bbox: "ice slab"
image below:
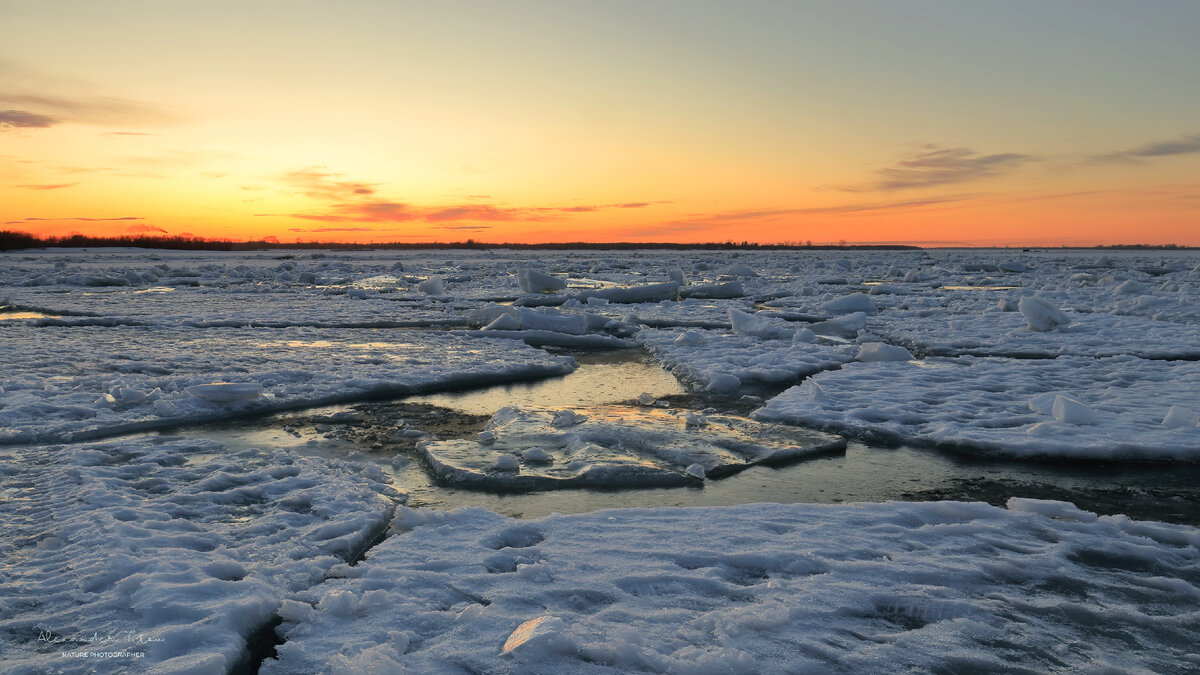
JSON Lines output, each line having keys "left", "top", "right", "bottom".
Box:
{"left": 267, "top": 500, "right": 1200, "bottom": 674}
{"left": 0, "top": 436, "right": 397, "bottom": 673}
{"left": 756, "top": 355, "right": 1200, "bottom": 459}
{"left": 0, "top": 326, "right": 575, "bottom": 443}
{"left": 420, "top": 405, "right": 845, "bottom": 490}
{"left": 637, "top": 327, "right": 855, "bottom": 392}
{"left": 869, "top": 308, "right": 1200, "bottom": 359}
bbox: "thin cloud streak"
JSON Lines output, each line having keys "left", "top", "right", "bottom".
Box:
{"left": 1091, "top": 133, "right": 1200, "bottom": 163}
{"left": 0, "top": 109, "right": 58, "bottom": 128}
{"left": 15, "top": 183, "right": 77, "bottom": 190}
{"left": 0, "top": 92, "right": 175, "bottom": 126}
{"left": 870, "top": 146, "right": 1031, "bottom": 191}
{"left": 284, "top": 199, "right": 664, "bottom": 224}
{"left": 6, "top": 216, "right": 144, "bottom": 223}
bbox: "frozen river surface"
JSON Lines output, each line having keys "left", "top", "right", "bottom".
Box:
{"left": 2, "top": 247, "right": 1198, "bottom": 673}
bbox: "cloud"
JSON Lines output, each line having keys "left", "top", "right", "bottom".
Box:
{"left": 651, "top": 194, "right": 981, "bottom": 235}
{"left": 125, "top": 223, "right": 167, "bottom": 233}
{"left": 278, "top": 166, "right": 665, "bottom": 226}
{"left": 0, "top": 93, "right": 175, "bottom": 127}
{"left": 15, "top": 182, "right": 77, "bottom": 190}
{"left": 433, "top": 225, "right": 493, "bottom": 231}
{"left": 288, "top": 198, "right": 665, "bottom": 225}
{"left": 1092, "top": 133, "right": 1200, "bottom": 163}
{"left": 865, "top": 146, "right": 1031, "bottom": 191}
{"left": 9, "top": 216, "right": 144, "bottom": 222}
{"left": 286, "top": 227, "right": 379, "bottom": 233}
{"left": 0, "top": 109, "right": 58, "bottom": 128}
{"left": 280, "top": 166, "right": 377, "bottom": 200}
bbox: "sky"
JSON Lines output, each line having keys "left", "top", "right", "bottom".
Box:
{"left": 2, "top": 1, "right": 1198, "bottom": 246}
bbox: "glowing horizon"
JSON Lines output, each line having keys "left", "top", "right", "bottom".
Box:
{"left": 3, "top": 1, "right": 1198, "bottom": 247}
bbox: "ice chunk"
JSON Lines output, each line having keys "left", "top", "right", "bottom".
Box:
{"left": 552, "top": 410, "right": 588, "bottom": 427}
{"left": 1051, "top": 395, "right": 1097, "bottom": 425}
{"left": 501, "top": 616, "right": 571, "bottom": 656}
{"left": 1018, "top": 296, "right": 1069, "bottom": 331}
{"left": 482, "top": 313, "right": 522, "bottom": 331}
{"left": 674, "top": 330, "right": 705, "bottom": 346}
{"left": 809, "top": 311, "right": 868, "bottom": 337}
{"left": 1116, "top": 279, "right": 1151, "bottom": 295}
{"left": 680, "top": 280, "right": 745, "bottom": 299}
{"left": 185, "top": 382, "right": 263, "bottom": 402}
{"left": 728, "top": 308, "right": 789, "bottom": 339}
{"left": 574, "top": 282, "right": 679, "bottom": 304}
{"left": 417, "top": 275, "right": 445, "bottom": 295}
{"left": 667, "top": 268, "right": 687, "bottom": 285}
{"left": 856, "top": 342, "right": 914, "bottom": 362}
{"left": 420, "top": 405, "right": 844, "bottom": 490}
{"left": 791, "top": 326, "right": 817, "bottom": 344}
{"left": 1006, "top": 498, "right": 1098, "bottom": 523}
{"left": 706, "top": 373, "right": 742, "bottom": 392}
{"left": 517, "top": 269, "right": 567, "bottom": 293}
{"left": 727, "top": 263, "right": 758, "bottom": 277}
{"left": 821, "top": 293, "right": 876, "bottom": 315}
{"left": 1162, "top": 405, "right": 1199, "bottom": 429}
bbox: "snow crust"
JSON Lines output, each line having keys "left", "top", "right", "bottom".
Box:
{"left": 0, "top": 326, "right": 574, "bottom": 443}
{"left": 637, "top": 328, "right": 855, "bottom": 392}
{"left": 421, "top": 405, "right": 844, "bottom": 489}
{"left": 756, "top": 356, "right": 1200, "bottom": 458}
{"left": 4, "top": 247, "right": 1200, "bottom": 672}
{"left": 267, "top": 500, "right": 1200, "bottom": 674}
{"left": 0, "top": 436, "right": 398, "bottom": 674}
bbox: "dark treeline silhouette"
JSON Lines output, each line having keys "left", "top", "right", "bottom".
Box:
{"left": 0, "top": 231, "right": 922, "bottom": 252}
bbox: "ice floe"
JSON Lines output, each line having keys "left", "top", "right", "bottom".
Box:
{"left": 0, "top": 436, "right": 398, "bottom": 673}
{"left": 0, "top": 326, "right": 574, "bottom": 443}
{"left": 420, "top": 405, "right": 844, "bottom": 490}
{"left": 756, "top": 355, "right": 1200, "bottom": 458}
{"left": 266, "top": 499, "right": 1200, "bottom": 674}
{"left": 637, "top": 327, "right": 855, "bottom": 393}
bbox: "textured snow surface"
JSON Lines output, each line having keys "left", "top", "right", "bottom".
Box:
{"left": 868, "top": 308, "right": 1200, "bottom": 359}
{"left": 637, "top": 328, "right": 855, "bottom": 391}
{"left": 0, "top": 326, "right": 574, "bottom": 443}
{"left": 756, "top": 356, "right": 1200, "bottom": 458}
{"left": 0, "top": 436, "right": 398, "bottom": 674}
{"left": 267, "top": 501, "right": 1200, "bottom": 674}
{"left": 5, "top": 247, "right": 1200, "bottom": 672}
{"left": 421, "top": 405, "right": 844, "bottom": 490}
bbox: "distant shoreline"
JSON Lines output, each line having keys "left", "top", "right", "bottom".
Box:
{"left": 3, "top": 232, "right": 1198, "bottom": 253}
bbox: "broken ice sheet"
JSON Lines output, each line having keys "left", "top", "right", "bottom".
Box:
{"left": 420, "top": 405, "right": 845, "bottom": 490}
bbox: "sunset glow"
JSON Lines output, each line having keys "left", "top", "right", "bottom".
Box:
{"left": 3, "top": 1, "right": 1198, "bottom": 246}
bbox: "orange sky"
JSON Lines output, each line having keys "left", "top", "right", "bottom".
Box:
{"left": 3, "top": 1, "right": 1198, "bottom": 246}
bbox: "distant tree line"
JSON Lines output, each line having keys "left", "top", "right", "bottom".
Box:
{"left": 0, "top": 230, "right": 923, "bottom": 252}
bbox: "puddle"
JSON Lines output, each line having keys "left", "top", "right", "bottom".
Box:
{"left": 153, "top": 349, "right": 1200, "bottom": 526}
{"left": 939, "top": 285, "right": 1020, "bottom": 291}
{"left": 0, "top": 311, "right": 56, "bottom": 320}
{"left": 409, "top": 350, "right": 685, "bottom": 414}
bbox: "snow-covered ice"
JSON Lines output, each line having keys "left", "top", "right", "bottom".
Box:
{"left": 0, "top": 436, "right": 398, "bottom": 674}
{"left": 4, "top": 246, "right": 1200, "bottom": 673}
{"left": 421, "top": 405, "right": 845, "bottom": 490}
{"left": 266, "top": 500, "right": 1200, "bottom": 674}
{"left": 756, "top": 355, "right": 1200, "bottom": 459}
{"left": 637, "top": 327, "right": 856, "bottom": 393}
{"left": 0, "top": 325, "right": 575, "bottom": 443}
